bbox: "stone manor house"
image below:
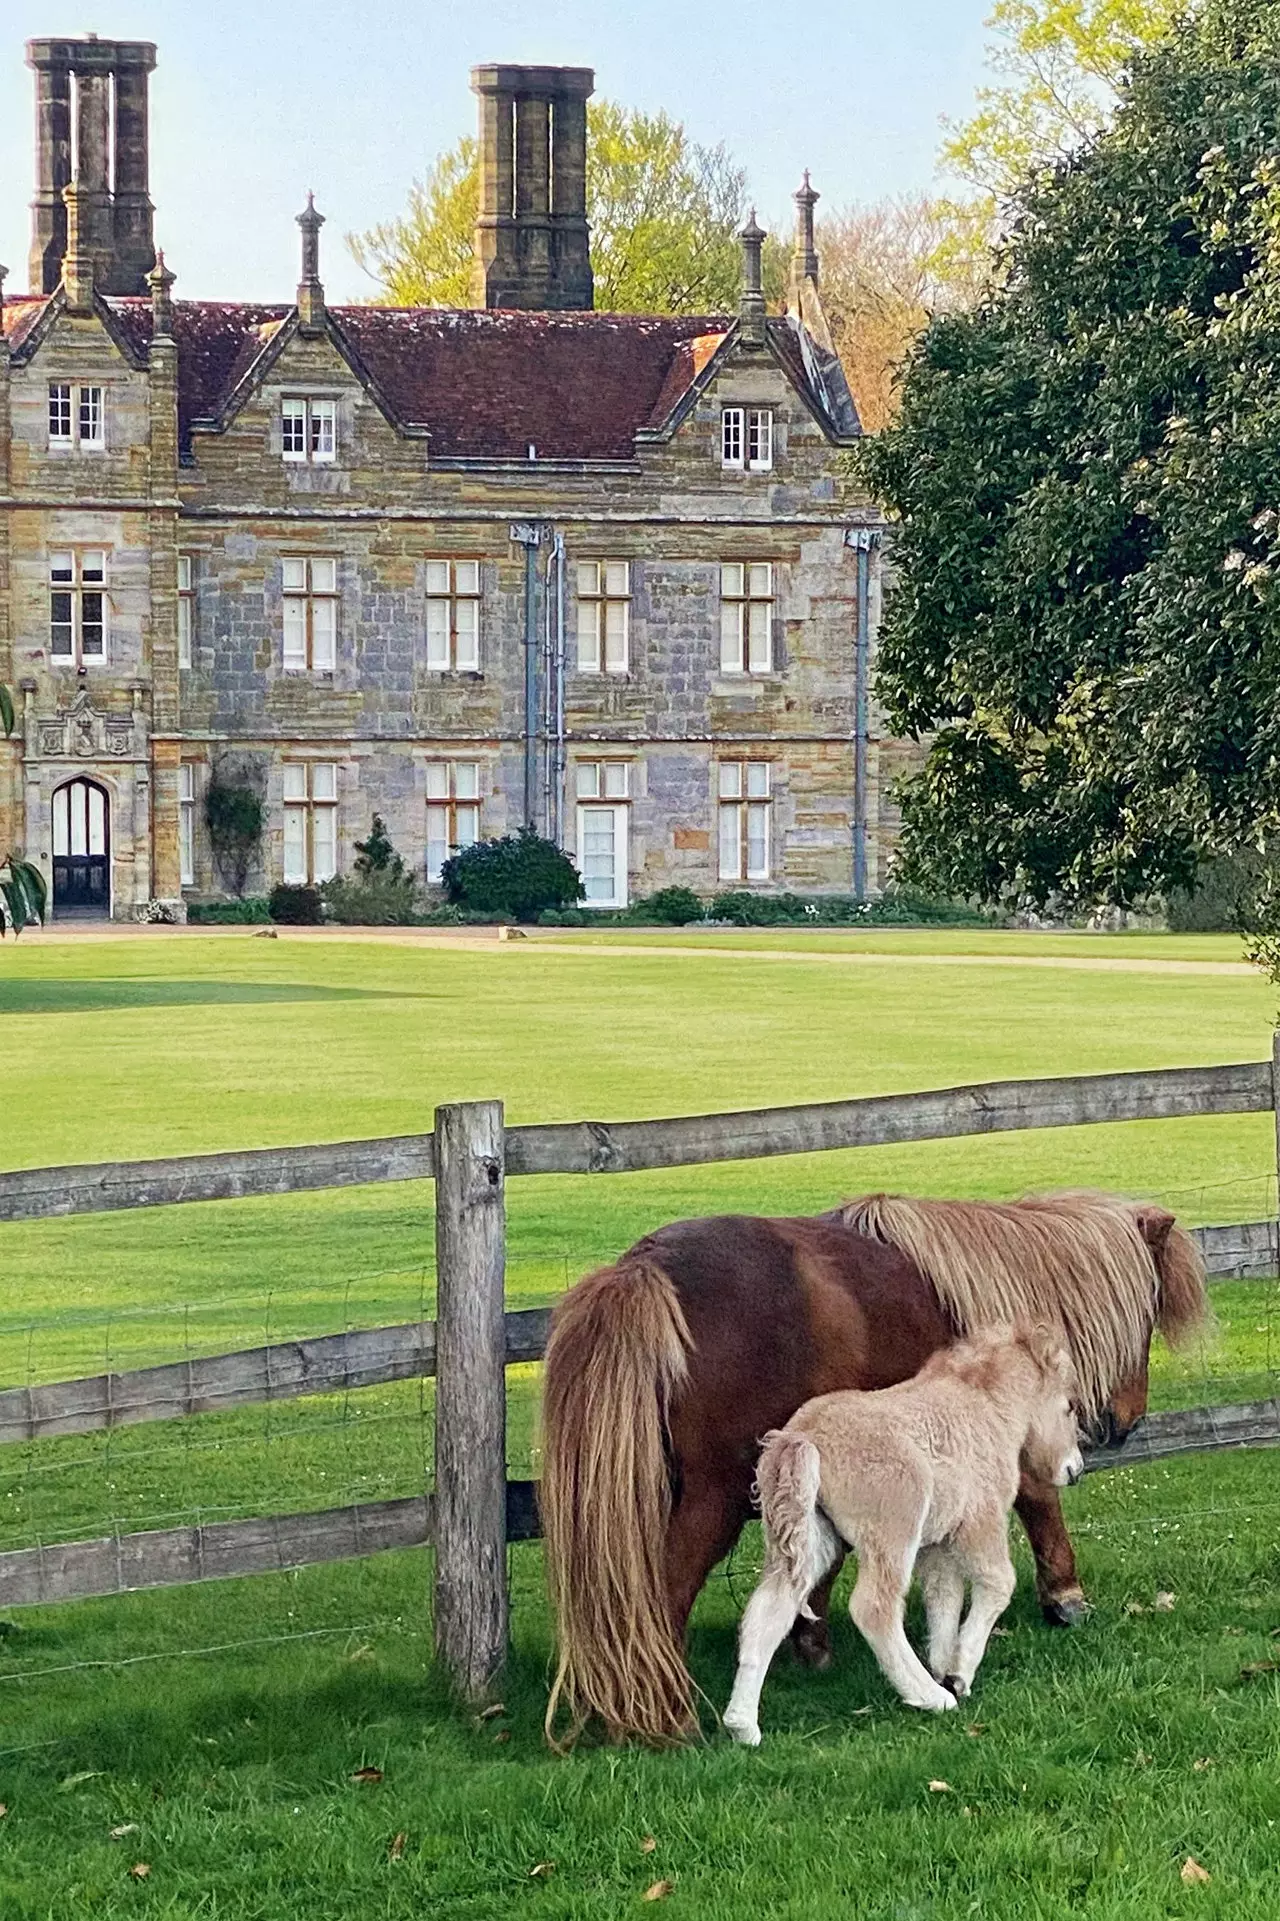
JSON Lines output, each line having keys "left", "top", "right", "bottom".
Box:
{"left": 0, "top": 34, "right": 893, "bottom": 918}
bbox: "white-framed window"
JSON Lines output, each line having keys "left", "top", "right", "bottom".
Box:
{"left": 576, "top": 560, "right": 630, "bottom": 674}
{"left": 281, "top": 396, "right": 336, "bottom": 464}
{"left": 718, "top": 761, "right": 772, "bottom": 881}
{"left": 720, "top": 562, "right": 774, "bottom": 675}
{"left": 179, "top": 763, "right": 196, "bottom": 887}
{"left": 282, "top": 556, "right": 337, "bottom": 671}
{"left": 425, "top": 560, "right": 481, "bottom": 671}
{"left": 426, "top": 761, "right": 482, "bottom": 882}
{"left": 48, "top": 383, "right": 105, "bottom": 450}
{"left": 178, "top": 554, "right": 194, "bottom": 668}
{"left": 49, "top": 549, "right": 107, "bottom": 664}
{"left": 282, "top": 762, "right": 338, "bottom": 883}
{"left": 721, "top": 405, "right": 772, "bottom": 472}
{"left": 575, "top": 761, "right": 631, "bottom": 909}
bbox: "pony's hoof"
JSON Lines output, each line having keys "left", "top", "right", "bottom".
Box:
{"left": 724, "top": 1717, "right": 761, "bottom": 1747}
{"left": 943, "top": 1673, "right": 970, "bottom": 1700}
{"left": 793, "top": 1636, "right": 833, "bottom": 1672}
{"left": 1041, "top": 1592, "right": 1091, "bottom": 1628}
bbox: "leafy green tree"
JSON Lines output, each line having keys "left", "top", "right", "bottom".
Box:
{"left": 349, "top": 102, "right": 746, "bottom": 314}
{"left": 860, "top": 0, "right": 1280, "bottom": 911}
{"left": 942, "top": 0, "right": 1184, "bottom": 201}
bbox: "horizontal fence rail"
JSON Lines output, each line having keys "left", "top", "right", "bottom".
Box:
{"left": 0, "top": 1060, "right": 1272, "bottom": 1224}
{"left": 1, "top": 1389, "right": 1278, "bottom": 1608}
{"left": 0, "top": 1222, "right": 1269, "bottom": 1448}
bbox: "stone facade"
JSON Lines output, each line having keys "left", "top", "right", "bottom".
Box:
{"left": 0, "top": 39, "right": 897, "bottom": 920}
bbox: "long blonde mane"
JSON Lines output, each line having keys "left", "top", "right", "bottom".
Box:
{"left": 840, "top": 1191, "right": 1203, "bottom": 1422}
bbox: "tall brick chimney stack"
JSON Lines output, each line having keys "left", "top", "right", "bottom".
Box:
{"left": 471, "top": 64, "right": 594, "bottom": 311}
{"left": 26, "top": 36, "right": 156, "bottom": 296}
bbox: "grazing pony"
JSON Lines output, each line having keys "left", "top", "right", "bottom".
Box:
{"left": 540, "top": 1191, "right": 1206, "bottom": 1746}
{"left": 723, "top": 1324, "right": 1084, "bottom": 1745}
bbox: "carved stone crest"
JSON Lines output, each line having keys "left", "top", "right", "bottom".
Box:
{"left": 30, "top": 689, "right": 138, "bottom": 762}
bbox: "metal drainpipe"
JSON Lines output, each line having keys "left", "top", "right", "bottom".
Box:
{"left": 847, "top": 526, "right": 881, "bottom": 903}
{"left": 510, "top": 522, "right": 543, "bottom": 831}
{"left": 552, "top": 532, "right": 566, "bottom": 846}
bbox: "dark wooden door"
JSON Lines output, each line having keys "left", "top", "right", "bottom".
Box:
{"left": 52, "top": 778, "right": 110, "bottom": 914}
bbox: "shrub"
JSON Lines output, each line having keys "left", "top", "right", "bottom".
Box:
{"left": 630, "top": 886, "right": 704, "bottom": 925}
{"left": 321, "top": 816, "right": 422, "bottom": 924}
{"left": 268, "top": 883, "right": 323, "bottom": 924}
{"left": 441, "top": 829, "right": 583, "bottom": 923}
{"left": 186, "top": 898, "right": 272, "bottom": 924}
{"left": 1165, "top": 856, "right": 1258, "bottom": 934}
{"left": 205, "top": 779, "right": 264, "bottom": 898}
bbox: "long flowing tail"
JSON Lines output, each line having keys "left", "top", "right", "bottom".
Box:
{"left": 540, "top": 1255, "right": 695, "bottom": 1746}
{"left": 754, "top": 1428, "right": 826, "bottom": 1612}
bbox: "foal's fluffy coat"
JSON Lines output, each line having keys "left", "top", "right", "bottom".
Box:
{"left": 724, "top": 1325, "right": 1083, "bottom": 1745}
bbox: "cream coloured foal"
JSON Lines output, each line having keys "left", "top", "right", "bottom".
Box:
{"left": 724, "top": 1324, "right": 1083, "bottom": 1745}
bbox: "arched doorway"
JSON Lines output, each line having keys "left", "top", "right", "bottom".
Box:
{"left": 52, "top": 778, "right": 110, "bottom": 915}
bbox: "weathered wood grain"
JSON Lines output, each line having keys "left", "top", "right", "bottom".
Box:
{"left": 0, "top": 1061, "right": 1271, "bottom": 1221}
{"left": 0, "top": 1134, "right": 435, "bottom": 1223}
{"left": 504, "top": 1062, "right": 1274, "bottom": 1176}
{"left": 432, "top": 1100, "right": 509, "bottom": 1700}
{"left": 1084, "top": 1397, "right": 1280, "bottom": 1472}
{"left": 1193, "top": 1219, "right": 1278, "bottom": 1281}
{"left": 0, "top": 1496, "right": 435, "bottom": 1608}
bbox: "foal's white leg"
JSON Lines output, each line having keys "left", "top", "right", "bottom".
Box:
{"left": 916, "top": 1544, "right": 966, "bottom": 1691}
{"left": 951, "top": 1527, "right": 1017, "bottom": 1695}
{"left": 724, "top": 1567, "right": 805, "bottom": 1747}
{"left": 849, "top": 1542, "right": 958, "bottom": 1713}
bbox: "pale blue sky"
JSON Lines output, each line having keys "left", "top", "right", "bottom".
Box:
{"left": 1, "top": 1, "right": 992, "bottom": 302}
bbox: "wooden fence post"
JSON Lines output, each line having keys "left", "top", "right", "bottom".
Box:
{"left": 432, "top": 1099, "right": 508, "bottom": 1699}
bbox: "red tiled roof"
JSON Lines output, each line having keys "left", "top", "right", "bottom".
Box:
{"left": 332, "top": 306, "right": 732, "bottom": 459}
{"left": 12, "top": 293, "right": 854, "bottom": 458}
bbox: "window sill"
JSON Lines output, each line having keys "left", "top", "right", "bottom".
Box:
{"left": 424, "top": 669, "right": 485, "bottom": 680}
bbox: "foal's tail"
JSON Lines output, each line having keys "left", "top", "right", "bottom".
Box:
{"left": 540, "top": 1255, "right": 695, "bottom": 1747}
{"left": 755, "top": 1428, "right": 826, "bottom": 1614}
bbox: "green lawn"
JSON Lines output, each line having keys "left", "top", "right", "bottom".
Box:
{"left": 0, "top": 927, "right": 1278, "bottom": 1917}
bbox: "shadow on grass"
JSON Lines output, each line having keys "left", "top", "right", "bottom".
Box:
{"left": 0, "top": 981, "right": 438, "bottom": 1016}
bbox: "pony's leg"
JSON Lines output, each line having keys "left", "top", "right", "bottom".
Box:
{"left": 950, "top": 1527, "right": 1017, "bottom": 1694}
{"left": 664, "top": 1463, "right": 750, "bottom": 1642}
{"left": 1015, "top": 1473, "right": 1089, "bottom": 1626}
{"left": 724, "top": 1566, "right": 806, "bottom": 1746}
{"left": 916, "top": 1544, "right": 965, "bottom": 1687}
{"left": 848, "top": 1542, "right": 958, "bottom": 1713}
{"left": 790, "top": 1547, "right": 847, "bottom": 1670}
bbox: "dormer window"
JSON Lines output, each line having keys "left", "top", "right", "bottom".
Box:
{"left": 281, "top": 396, "right": 336, "bottom": 464}
{"left": 49, "top": 383, "right": 105, "bottom": 451}
{"left": 721, "top": 405, "right": 772, "bottom": 472}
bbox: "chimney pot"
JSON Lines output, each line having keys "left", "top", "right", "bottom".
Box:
{"left": 792, "top": 171, "right": 820, "bottom": 287}
{"left": 471, "top": 64, "right": 594, "bottom": 310}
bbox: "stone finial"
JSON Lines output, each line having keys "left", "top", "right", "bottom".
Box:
{"left": 146, "top": 248, "right": 176, "bottom": 336}
{"left": 738, "top": 208, "right": 767, "bottom": 347}
{"left": 61, "top": 180, "right": 96, "bottom": 311}
{"left": 296, "top": 192, "right": 326, "bottom": 334}
{"left": 792, "top": 171, "right": 820, "bottom": 287}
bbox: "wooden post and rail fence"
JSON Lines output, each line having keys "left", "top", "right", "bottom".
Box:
{"left": 2, "top": 1045, "right": 1280, "bottom": 1700}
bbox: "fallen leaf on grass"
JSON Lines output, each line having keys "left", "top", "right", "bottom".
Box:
{"left": 1123, "top": 1600, "right": 1147, "bottom": 1617}
{"left": 128, "top": 1863, "right": 150, "bottom": 1881}
{"left": 109, "top": 1824, "right": 139, "bottom": 1840}
{"left": 965, "top": 1724, "right": 987, "bottom": 1738}
{"left": 493, "top": 1729, "right": 512, "bottom": 1744}
{"left": 59, "top": 1771, "right": 102, "bottom": 1792}
{"left": 642, "top": 1881, "right": 674, "bottom": 1901}
{"left": 0, "top": 1804, "right": 7, "bottom": 1818}
{"left": 1193, "top": 1758, "right": 1214, "bottom": 1772}
{"left": 1181, "top": 1857, "right": 1211, "bottom": 1885}
{"left": 350, "top": 1766, "right": 384, "bottom": 1784}
{"left": 640, "top": 1837, "right": 657, "bottom": 1854}
{"left": 1153, "top": 1592, "right": 1177, "bottom": 1612}
{"left": 476, "top": 1703, "right": 506, "bottom": 1721}
{"left": 529, "top": 1861, "right": 555, "bottom": 1878}
{"left": 388, "top": 1833, "right": 406, "bottom": 1861}
{"left": 1240, "top": 1660, "right": 1280, "bottom": 1679}
{"left": 928, "top": 1780, "right": 952, "bottom": 1793}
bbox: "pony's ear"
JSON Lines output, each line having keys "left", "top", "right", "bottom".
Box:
{"left": 1022, "top": 1320, "right": 1072, "bottom": 1384}
{"left": 1133, "top": 1204, "right": 1176, "bottom": 1252}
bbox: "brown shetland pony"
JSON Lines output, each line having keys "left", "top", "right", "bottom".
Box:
{"left": 540, "top": 1192, "right": 1207, "bottom": 1746}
